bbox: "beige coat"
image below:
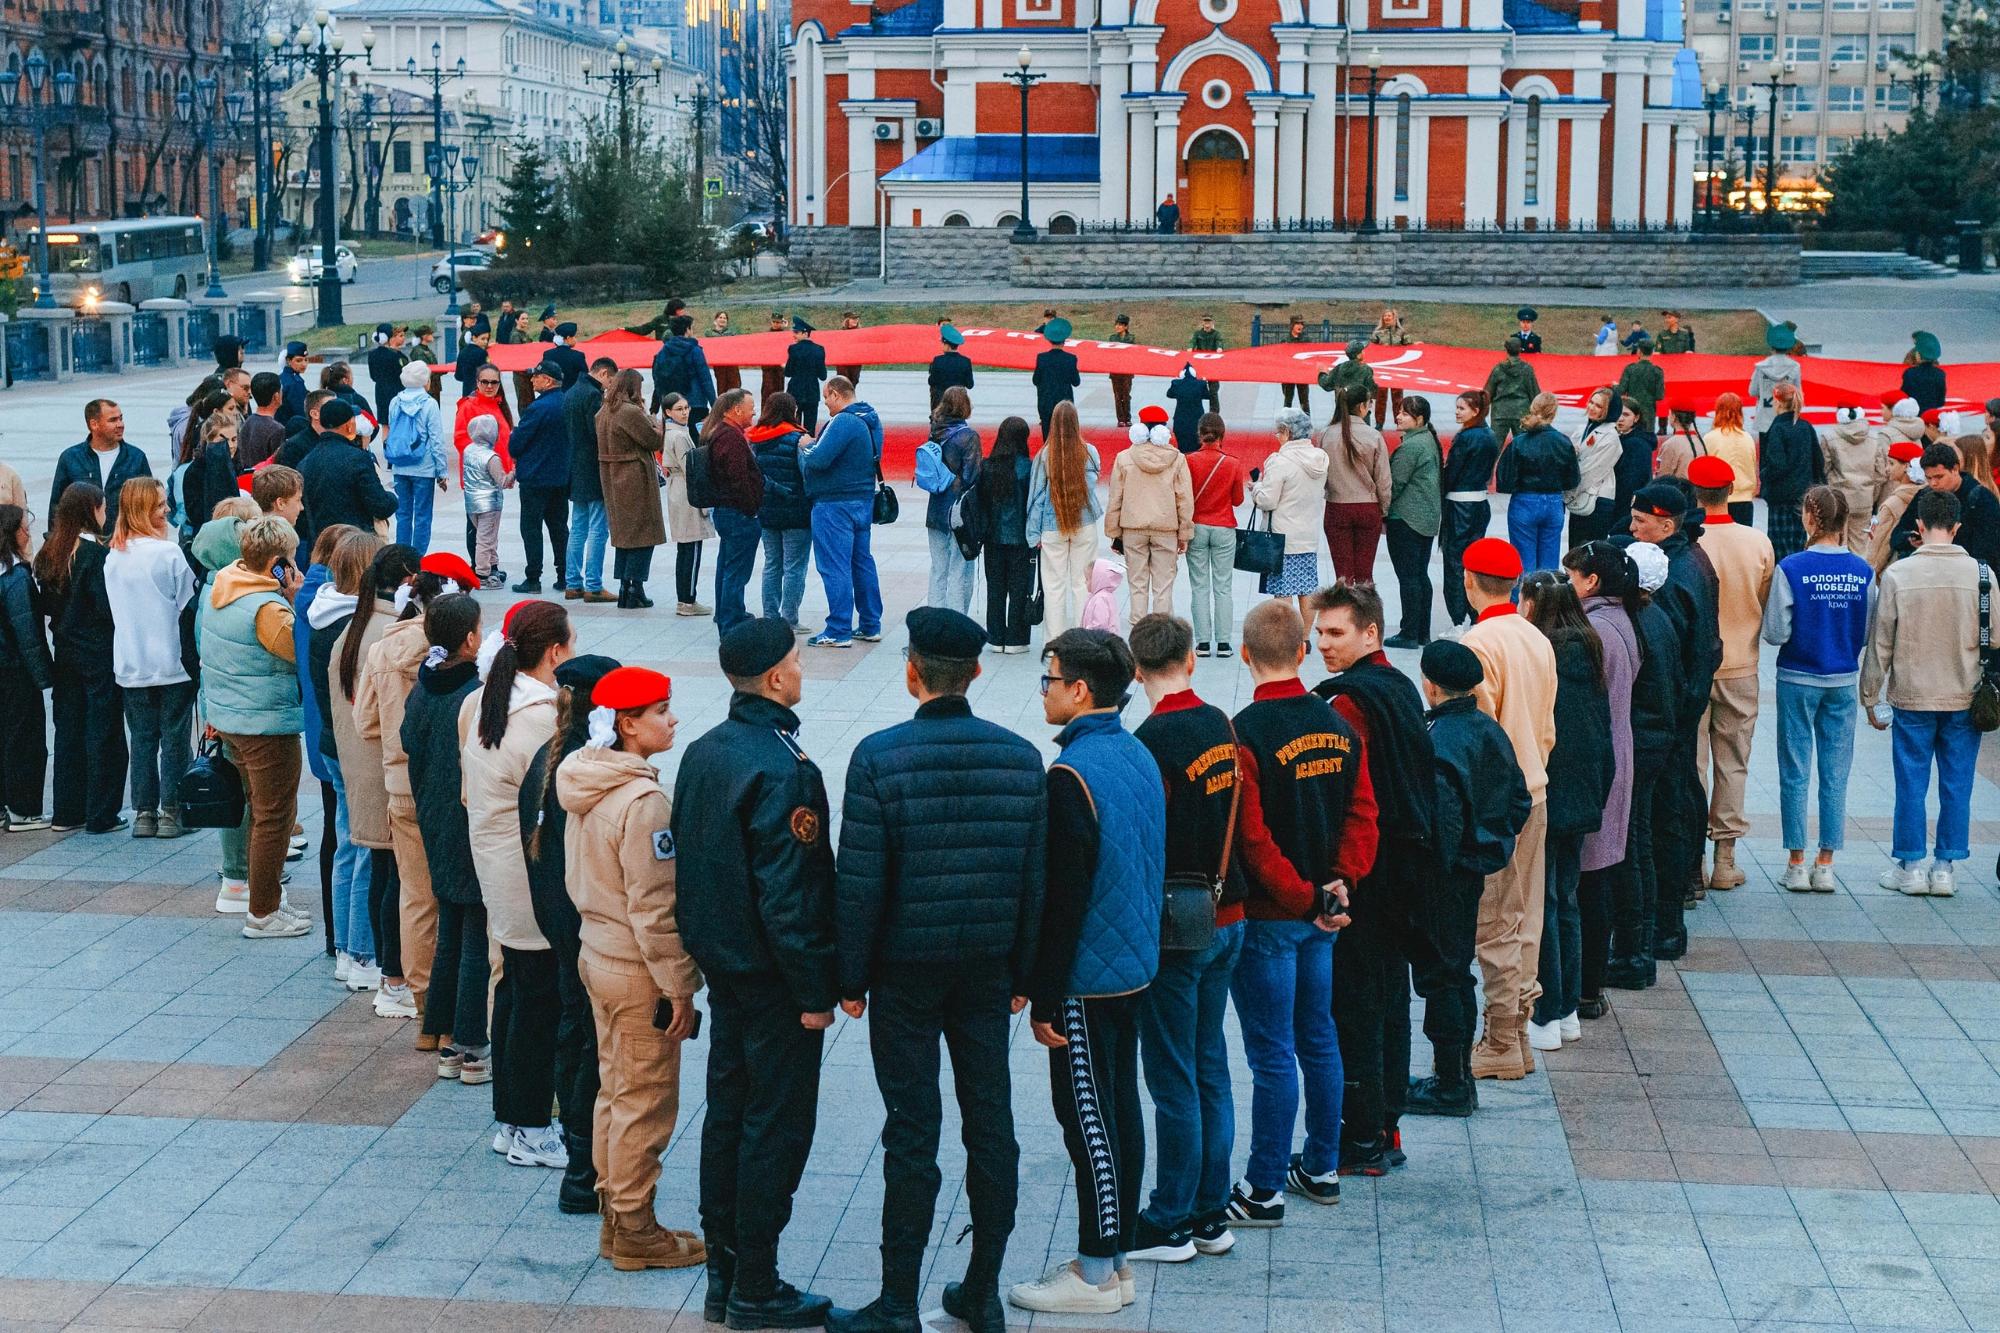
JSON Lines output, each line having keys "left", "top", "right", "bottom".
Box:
{"left": 1701, "top": 426, "right": 1759, "bottom": 502}
{"left": 1861, "top": 542, "right": 1982, "bottom": 711}
{"left": 598, "top": 400, "right": 669, "bottom": 551}
{"left": 457, "top": 675, "right": 558, "bottom": 952}
{"left": 327, "top": 599, "right": 396, "bottom": 848}
{"left": 1700, "top": 518, "right": 1776, "bottom": 680}
{"left": 1252, "top": 438, "right": 1330, "bottom": 555}
{"left": 1317, "top": 417, "right": 1392, "bottom": 509}
{"left": 0, "top": 462, "right": 25, "bottom": 513}
{"left": 1104, "top": 440, "right": 1194, "bottom": 543}
{"left": 659, "top": 419, "right": 715, "bottom": 545}
{"left": 556, "top": 744, "right": 702, "bottom": 997}
{"left": 1462, "top": 608, "right": 1558, "bottom": 803}
{"left": 1868, "top": 482, "right": 1921, "bottom": 574}
{"left": 353, "top": 615, "right": 426, "bottom": 798}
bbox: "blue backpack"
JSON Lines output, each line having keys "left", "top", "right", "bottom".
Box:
{"left": 914, "top": 439, "right": 953, "bottom": 494}
{"left": 382, "top": 404, "right": 427, "bottom": 468}
{"left": 166, "top": 461, "right": 195, "bottom": 538}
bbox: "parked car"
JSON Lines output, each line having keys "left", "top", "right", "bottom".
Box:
{"left": 431, "top": 250, "right": 492, "bottom": 293}
{"left": 728, "top": 216, "right": 774, "bottom": 243}
{"left": 289, "top": 244, "right": 358, "bottom": 284}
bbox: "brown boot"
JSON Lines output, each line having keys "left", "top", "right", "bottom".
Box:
{"left": 1516, "top": 1008, "right": 1535, "bottom": 1075}
{"left": 610, "top": 1210, "right": 707, "bottom": 1272}
{"left": 599, "top": 1198, "right": 614, "bottom": 1259}
{"left": 1470, "top": 1005, "right": 1526, "bottom": 1081}
{"left": 1708, "top": 840, "right": 1745, "bottom": 890}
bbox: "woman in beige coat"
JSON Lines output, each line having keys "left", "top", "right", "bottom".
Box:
{"left": 1103, "top": 420, "right": 1193, "bottom": 625}
{"left": 556, "top": 665, "right": 705, "bottom": 1272}
{"left": 1255, "top": 408, "right": 1333, "bottom": 622}
{"left": 1317, "top": 384, "right": 1391, "bottom": 583}
{"left": 330, "top": 545, "right": 420, "bottom": 1019}
{"left": 1821, "top": 406, "right": 1889, "bottom": 555}
{"left": 597, "top": 369, "right": 671, "bottom": 610}
{"left": 458, "top": 600, "right": 572, "bottom": 1169}
{"left": 656, "top": 390, "right": 715, "bottom": 616}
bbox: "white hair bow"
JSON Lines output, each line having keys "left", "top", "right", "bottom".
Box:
{"left": 475, "top": 627, "right": 506, "bottom": 680}
{"left": 587, "top": 706, "right": 618, "bottom": 749}
{"left": 423, "top": 644, "right": 448, "bottom": 669}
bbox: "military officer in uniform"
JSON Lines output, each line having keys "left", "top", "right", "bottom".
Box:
{"left": 671, "top": 618, "right": 839, "bottom": 1330}
{"left": 1514, "top": 306, "right": 1543, "bottom": 354}
{"left": 927, "top": 324, "right": 976, "bottom": 412}
{"left": 1281, "top": 314, "right": 1313, "bottom": 414}
{"left": 1317, "top": 339, "right": 1377, "bottom": 421}
{"left": 760, "top": 310, "right": 788, "bottom": 408}
{"left": 1107, "top": 313, "right": 1136, "bottom": 427}
{"left": 783, "top": 317, "right": 828, "bottom": 434}
{"left": 1032, "top": 318, "right": 1080, "bottom": 441}
{"left": 1483, "top": 337, "right": 1542, "bottom": 447}
{"left": 1190, "top": 314, "right": 1223, "bottom": 413}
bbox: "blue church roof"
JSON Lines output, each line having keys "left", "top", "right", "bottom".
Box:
{"left": 882, "top": 135, "right": 1100, "bottom": 184}
{"left": 1651, "top": 0, "right": 1687, "bottom": 40}
{"left": 1670, "top": 49, "right": 1702, "bottom": 104}
{"left": 848, "top": 0, "right": 943, "bottom": 34}
{"left": 1504, "top": 0, "right": 1581, "bottom": 29}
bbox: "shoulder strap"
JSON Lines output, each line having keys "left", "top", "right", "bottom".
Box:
{"left": 1980, "top": 563, "right": 1993, "bottom": 664}
{"left": 1192, "top": 452, "right": 1222, "bottom": 507}
{"left": 1049, "top": 762, "right": 1098, "bottom": 822}
{"left": 1216, "top": 720, "right": 1241, "bottom": 890}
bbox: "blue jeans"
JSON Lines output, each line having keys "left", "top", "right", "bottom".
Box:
{"left": 1138, "top": 919, "right": 1243, "bottom": 1231}
{"left": 810, "top": 498, "right": 883, "bottom": 640}
{"left": 761, "top": 527, "right": 812, "bottom": 626}
{"left": 926, "top": 527, "right": 978, "bottom": 614}
{"left": 712, "top": 505, "right": 761, "bottom": 635}
{"left": 327, "top": 763, "right": 374, "bottom": 963}
{"left": 1230, "top": 918, "right": 1341, "bottom": 1193}
{"left": 564, "top": 500, "right": 609, "bottom": 592}
{"left": 1776, "top": 679, "right": 1857, "bottom": 851}
{"left": 1890, "top": 707, "right": 1979, "bottom": 863}
{"left": 1506, "top": 492, "right": 1567, "bottom": 573}
{"left": 394, "top": 475, "right": 437, "bottom": 552}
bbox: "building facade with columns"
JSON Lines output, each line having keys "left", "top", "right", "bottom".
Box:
{"left": 787, "top": 0, "right": 1707, "bottom": 232}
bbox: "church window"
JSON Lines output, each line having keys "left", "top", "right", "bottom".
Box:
{"left": 1392, "top": 93, "right": 1411, "bottom": 203}
{"left": 1523, "top": 95, "right": 1541, "bottom": 206}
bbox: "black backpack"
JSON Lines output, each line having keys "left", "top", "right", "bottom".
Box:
{"left": 684, "top": 437, "right": 719, "bottom": 510}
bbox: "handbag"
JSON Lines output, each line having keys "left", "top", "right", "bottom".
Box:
{"left": 1233, "top": 505, "right": 1285, "bottom": 577}
{"left": 180, "top": 734, "right": 246, "bottom": 829}
{"left": 1974, "top": 562, "right": 2000, "bottom": 733}
{"left": 872, "top": 458, "right": 899, "bottom": 525}
{"left": 1028, "top": 560, "right": 1045, "bottom": 627}
{"left": 1161, "top": 721, "right": 1241, "bottom": 954}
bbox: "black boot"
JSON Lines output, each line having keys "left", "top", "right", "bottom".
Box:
{"left": 616, "top": 580, "right": 633, "bottom": 609}
{"left": 631, "top": 580, "right": 654, "bottom": 609}
{"left": 725, "top": 1280, "right": 834, "bottom": 1331}
{"left": 1337, "top": 1134, "right": 1389, "bottom": 1176}
{"left": 1405, "top": 1042, "right": 1477, "bottom": 1117}
{"left": 557, "top": 1128, "right": 597, "bottom": 1214}
{"left": 704, "top": 1245, "right": 735, "bottom": 1324}
{"left": 1604, "top": 953, "right": 1656, "bottom": 989}
{"left": 940, "top": 1282, "right": 1005, "bottom": 1333}
{"left": 824, "top": 1296, "right": 918, "bottom": 1333}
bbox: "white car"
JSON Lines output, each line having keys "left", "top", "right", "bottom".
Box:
{"left": 431, "top": 250, "right": 492, "bottom": 293}
{"left": 289, "top": 244, "right": 358, "bottom": 284}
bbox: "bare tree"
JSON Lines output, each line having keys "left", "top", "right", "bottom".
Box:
{"left": 739, "top": 37, "right": 788, "bottom": 231}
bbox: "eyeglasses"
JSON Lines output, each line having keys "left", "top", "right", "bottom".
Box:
{"left": 1039, "top": 672, "right": 1072, "bottom": 697}
{"left": 478, "top": 378, "right": 500, "bottom": 386}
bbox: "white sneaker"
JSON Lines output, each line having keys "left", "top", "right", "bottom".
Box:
{"left": 1928, "top": 863, "right": 1957, "bottom": 897}
{"left": 492, "top": 1126, "right": 515, "bottom": 1155}
{"left": 7, "top": 815, "right": 50, "bottom": 832}
{"left": 214, "top": 880, "right": 250, "bottom": 914}
{"left": 374, "top": 982, "right": 418, "bottom": 1018}
{"left": 1559, "top": 1012, "right": 1581, "bottom": 1042}
{"left": 333, "top": 952, "right": 353, "bottom": 984}
{"left": 1809, "top": 863, "right": 1839, "bottom": 893}
{"left": 1880, "top": 862, "right": 1928, "bottom": 895}
{"left": 242, "top": 911, "right": 310, "bottom": 939}
{"left": 287, "top": 835, "right": 307, "bottom": 862}
{"left": 507, "top": 1123, "right": 570, "bottom": 1168}
{"left": 344, "top": 962, "right": 382, "bottom": 993}
{"left": 1781, "top": 862, "right": 1812, "bottom": 892}
{"left": 1007, "top": 1262, "right": 1121, "bottom": 1315}
{"left": 1526, "top": 1018, "right": 1563, "bottom": 1051}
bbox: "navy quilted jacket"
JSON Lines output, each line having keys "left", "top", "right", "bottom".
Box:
{"left": 833, "top": 696, "right": 1047, "bottom": 999}
{"left": 1047, "top": 710, "right": 1164, "bottom": 1001}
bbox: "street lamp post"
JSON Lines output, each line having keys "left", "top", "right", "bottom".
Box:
{"left": 278, "top": 10, "right": 375, "bottom": 328}
{"left": 676, "top": 77, "right": 714, "bottom": 216}
{"left": 240, "top": 31, "right": 287, "bottom": 271}
{"left": 174, "top": 76, "right": 244, "bottom": 298}
{"left": 1760, "top": 61, "right": 1793, "bottom": 230}
{"left": 439, "top": 145, "right": 478, "bottom": 318}
{"left": 407, "top": 41, "right": 465, "bottom": 249}
{"left": 1359, "top": 47, "right": 1383, "bottom": 234}
{"left": 1002, "top": 46, "right": 1044, "bottom": 240}
{"left": 1701, "top": 79, "right": 1730, "bottom": 227}
{"left": 0, "top": 53, "right": 79, "bottom": 309}
{"left": 581, "top": 39, "right": 665, "bottom": 165}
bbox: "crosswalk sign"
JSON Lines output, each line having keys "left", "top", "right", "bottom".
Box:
{"left": 704, "top": 177, "right": 723, "bottom": 199}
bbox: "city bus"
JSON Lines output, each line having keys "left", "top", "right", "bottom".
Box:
{"left": 18, "top": 217, "right": 209, "bottom": 306}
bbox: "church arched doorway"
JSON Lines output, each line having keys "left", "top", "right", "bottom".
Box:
{"left": 1183, "top": 129, "right": 1247, "bottom": 233}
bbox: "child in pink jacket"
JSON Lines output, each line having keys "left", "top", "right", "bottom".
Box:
{"left": 1079, "top": 558, "right": 1123, "bottom": 632}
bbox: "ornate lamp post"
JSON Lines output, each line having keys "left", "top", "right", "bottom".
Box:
{"left": 437, "top": 145, "right": 479, "bottom": 317}
{"left": 582, "top": 38, "right": 665, "bottom": 165}
{"left": 237, "top": 29, "right": 288, "bottom": 271}
{"left": 1760, "top": 60, "right": 1794, "bottom": 230}
{"left": 0, "top": 52, "right": 79, "bottom": 308}
{"left": 1359, "top": 47, "right": 1383, "bottom": 234}
{"left": 174, "top": 76, "right": 244, "bottom": 298}
{"left": 1700, "top": 79, "right": 1731, "bottom": 226}
{"left": 676, "top": 76, "right": 715, "bottom": 216}
{"left": 1002, "top": 46, "right": 1044, "bottom": 240}
{"left": 407, "top": 41, "right": 465, "bottom": 249}
{"left": 277, "top": 10, "right": 375, "bottom": 327}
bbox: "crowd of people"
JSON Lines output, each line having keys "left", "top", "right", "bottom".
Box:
{"left": 6, "top": 299, "right": 1995, "bottom": 1331}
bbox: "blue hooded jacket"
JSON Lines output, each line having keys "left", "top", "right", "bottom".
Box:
{"left": 800, "top": 400, "right": 882, "bottom": 503}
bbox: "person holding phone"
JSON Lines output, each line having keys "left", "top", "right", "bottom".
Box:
{"left": 556, "top": 665, "right": 707, "bottom": 1273}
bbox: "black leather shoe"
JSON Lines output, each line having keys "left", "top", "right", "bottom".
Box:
{"left": 557, "top": 1141, "right": 598, "bottom": 1214}
{"left": 511, "top": 578, "right": 542, "bottom": 594}
{"left": 1603, "top": 955, "right": 1657, "bottom": 989}
{"left": 940, "top": 1282, "right": 1005, "bottom": 1333}
{"left": 1404, "top": 1043, "right": 1477, "bottom": 1117}
{"left": 704, "top": 1246, "right": 734, "bottom": 1323}
{"left": 1654, "top": 931, "right": 1688, "bottom": 961}
{"left": 824, "top": 1296, "right": 918, "bottom": 1333}
{"left": 1382, "top": 634, "right": 1427, "bottom": 650}
{"left": 725, "top": 1282, "right": 833, "bottom": 1330}
{"left": 631, "top": 581, "right": 654, "bottom": 609}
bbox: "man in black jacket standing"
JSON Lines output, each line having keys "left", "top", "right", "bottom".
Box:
{"left": 1032, "top": 318, "right": 1080, "bottom": 440}
{"left": 926, "top": 324, "right": 975, "bottom": 412}
{"left": 562, "top": 357, "right": 615, "bottom": 604}
{"left": 366, "top": 322, "right": 407, "bottom": 426}
{"left": 295, "top": 399, "right": 397, "bottom": 557}
{"left": 53, "top": 399, "right": 151, "bottom": 529}
{"left": 783, "top": 317, "right": 828, "bottom": 434}
{"left": 829, "top": 608, "right": 1045, "bottom": 1333}
{"left": 672, "top": 619, "right": 838, "bottom": 1331}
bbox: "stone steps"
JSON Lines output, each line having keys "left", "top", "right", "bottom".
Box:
{"left": 1799, "top": 250, "right": 1959, "bottom": 280}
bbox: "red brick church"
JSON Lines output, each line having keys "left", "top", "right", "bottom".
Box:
{"left": 786, "top": 0, "right": 1705, "bottom": 232}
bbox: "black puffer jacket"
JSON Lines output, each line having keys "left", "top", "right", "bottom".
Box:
{"left": 1657, "top": 529, "right": 1723, "bottom": 726}
{"left": 1758, "top": 412, "right": 1825, "bottom": 510}
{"left": 401, "top": 659, "right": 481, "bottom": 905}
{"left": 563, "top": 377, "right": 605, "bottom": 505}
{"left": 40, "top": 540, "right": 115, "bottom": 683}
{"left": 670, "top": 691, "right": 837, "bottom": 1013}
{"left": 833, "top": 696, "right": 1047, "bottom": 1000}
{"left": 0, "top": 564, "right": 50, "bottom": 687}
{"left": 1544, "top": 635, "right": 1614, "bottom": 838}
{"left": 1497, "top": 424, "right": 1582, "bottom": 495}
{"left": 298, "top": 434, "right": 397, "bottom": 556}
{"left": 1629, "top": 598, "right": 1680, "bottom": 756}
{"left": 749, "top": 424, "right": 812, "bottom": 531}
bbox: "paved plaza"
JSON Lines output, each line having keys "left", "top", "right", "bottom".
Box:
{"left": 0, "top": 363, "right": 1992, "bottom": 1330}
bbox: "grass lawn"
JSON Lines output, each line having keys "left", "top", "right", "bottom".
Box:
{"left": 297, "top": 294, "right": 1769, "bottom": 358}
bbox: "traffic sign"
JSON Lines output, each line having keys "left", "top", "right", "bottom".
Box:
{"left": 704, "top": 177, "right": 723, "bottom": 199}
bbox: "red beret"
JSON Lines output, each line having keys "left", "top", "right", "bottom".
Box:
{"left": 419, "top": 552, "right": 479, "bottom": 590}
{"left": 592, "top": 665, "right": 671, "bottom": 711}
{"left": 1462, "top": 537, "right": 1523, "bottom": 580}
{"left": 1888, "top": 440, "right": 1924, "bottom": 463}
{"left": 1138, "top": 405, "right": 1169, "bottom": 426}
{"left": 1921, "top": 407, "right": 1945, "bottom": 426}
{"left": 1687, "top": 455, "right": 1735, "bottom": 489}
{"left": 503, "top": 599, "right": 538, "bottom": 634}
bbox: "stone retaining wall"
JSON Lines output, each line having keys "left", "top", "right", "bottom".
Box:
{"left": 786, "top": 226, "right": 1802, "bottom": 288}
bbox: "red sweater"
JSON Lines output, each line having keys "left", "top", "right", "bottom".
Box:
{"left": 1187, "top": 448, "right": 1245, "bottom": 529}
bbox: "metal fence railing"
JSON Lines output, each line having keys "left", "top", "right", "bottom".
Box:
{"left": 1074, "top": 216, "right": 1769, "bottom": 236}
{"left": 4, "top": 322, "right": 50, "bottom": 383}
{"left": 186, "top": 308, "right": 221, "bottom": 361}
{"left": 131, "top": 312, "right": 172, "bottom": 367}
{"left": 71, "top": 319, "right": 114, "bottom": 375}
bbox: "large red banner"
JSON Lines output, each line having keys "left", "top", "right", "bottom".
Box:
{"left": 488, "top": 324, "right": 2000, "bottom": 420}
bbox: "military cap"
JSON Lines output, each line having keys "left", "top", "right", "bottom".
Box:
{"left": 556, "top": 321, "right": 578, "bottom": 338}
{"left": 1517, "top": 307, "right": 1538, "bottom": 322}
{"left": 540, "top": 304, "right": 557, "bottom": 321}
{"left": 592, "top": 666, "right": 672, "bottom": 710}
{"left": 907, "top": 607, "right": 986, "bottom": 661}
{"left": 555, "top": 654, "right": 622, "bottom": 701}
{"left": 719, "top": 617, "right": 798, "bottom": 678}
{"left": 1687, "top": 456, "right": 1735, "bottom": 490}
{"left": 1345, "top": 338, "right": 1368, "bottom": 357}
{"left": 419, "top": 552, "right": 478, "bottom": 589}
{"left": 792, "top": 316, "right": 814, "bottom": 334}
{"left": 1462, "top": 537, "right": 1522, "bottom": 580}
{"left": 1138, "top": 405, "right": 1169, "bottom": 426}
{"left": 1912, "top": 330, "right": 1941, "bottom": 362}
{"left": 1766, "top": 324, "right": 1796, "bottom": 352}
{"left": 285, "top": 340, "right": 308, "bottom": 358}
{"left": 1888, "top": 439, "right": 1924, "bottom": 463}
{"left": 939, "top": 324, "right": 964, "bottom": 347}
{"left": 1420, "top": 640, "right": 1483, "bottom": 693}
{"left": 1043, "top": 318, "right": 1072, "bottom": 344}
